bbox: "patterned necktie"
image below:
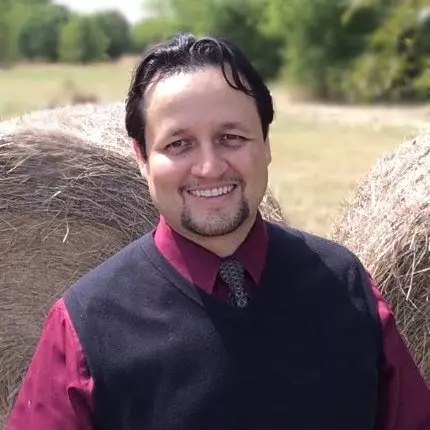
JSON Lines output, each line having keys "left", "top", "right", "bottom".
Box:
{"left": 218, "top": 258, "right": 249, "bottom": 308}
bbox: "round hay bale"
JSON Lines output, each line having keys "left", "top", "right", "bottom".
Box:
{"left": 329, "top": 133, "right": 430, "bottom": 385}
{"left": 0, "top": 102, "right": 287, "bottom": 425}
{"left": 0, "top": 102, "right": 128, "bottom": 155}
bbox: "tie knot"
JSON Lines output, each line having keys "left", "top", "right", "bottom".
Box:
{"left": 219, "top": 258, "right": 244, "bottom": 282}
{"left": 218, "top": 258, "right": 249, "bottom": 308}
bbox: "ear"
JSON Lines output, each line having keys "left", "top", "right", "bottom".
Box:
{"left": 131, "top": 139, "right": 148, "bottom": 178}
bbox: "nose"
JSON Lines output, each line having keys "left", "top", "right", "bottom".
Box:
{"left": 191, "top": 144, "right": 228, "bottom": 178}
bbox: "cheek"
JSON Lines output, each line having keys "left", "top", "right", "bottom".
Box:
{"left": 234, "top": 149, "right": 269, "bottom": 199}
{"left": 147, "top": 156, "right": 184, "bottom": 194}
{"left": 232, "top": 147, "right": 267, "bottom": 180}
{"left": 264, "top": 143, "right": 271, "bottom": 165}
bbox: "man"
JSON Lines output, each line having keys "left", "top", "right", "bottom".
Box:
{"left": 6, "top": 33, "right": 430, "bottom": 430}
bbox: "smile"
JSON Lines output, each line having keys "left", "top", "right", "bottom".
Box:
{"left": 188, "top": 185, "right": 236, "bottom": 198}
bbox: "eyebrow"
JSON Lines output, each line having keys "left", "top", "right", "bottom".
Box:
{"left": 219, "top": 121, "right": 248, "bottom": 131}
{"left": 165, "top": 121, "right": 250, "bottom": 138}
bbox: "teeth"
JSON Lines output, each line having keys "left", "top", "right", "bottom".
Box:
{"left": 190, "top": 185, "right": 235, "bottom": 198}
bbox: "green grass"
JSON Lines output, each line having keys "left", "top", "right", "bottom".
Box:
{"left": 0, "top": 59, "right": 416, "bottom": 237}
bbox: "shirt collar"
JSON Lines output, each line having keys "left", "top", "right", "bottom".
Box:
{"left": 153, "top": 212, "right": 268, "bottom": 294}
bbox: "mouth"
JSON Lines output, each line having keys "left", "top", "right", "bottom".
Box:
{"left": 187, "top": 184, "right": 237, "bottom": 198}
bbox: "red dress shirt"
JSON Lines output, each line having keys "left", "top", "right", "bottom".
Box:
{"left": 6, "top": 214, "right": 430, "bottom": 430}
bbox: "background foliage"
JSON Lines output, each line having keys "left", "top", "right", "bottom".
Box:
{"left": 0, "top": 0, "right": 429, "bottom": 102}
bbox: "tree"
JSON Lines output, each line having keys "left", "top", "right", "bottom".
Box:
{"left": 18, "top": 3, "right": 71, "bottom": 61}
{"left": 58, "top": 15, "right": 109, "bottom": 63}
{"left": 144, "top": 0, "right": 212, "bottom": 34}
{"left": 93, "top": 10, "right": 132, "bottom": 60}
{"left": 0, "top": 0, "right": 55, "bottom": 64}
{"left": 131, "top": 17, "right": 182, "bottom": 53}
{"left": 209, "top": 0, "right": 284, "bottom": 80}
{"left": 261, "top": 0, "right": 380, "bottom": 99}
{"left": 140, "top": 0, "right": 284, "bottom": 80}
{"left": 344, "top": 0, "right": 430, "bottom": 102}
{"left": 0, "top": 0, "right": 12, "bottom": 65}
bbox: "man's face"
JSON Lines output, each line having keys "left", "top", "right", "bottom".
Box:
{"left": 137, "top": 66, "right": 271, "bottom": 243}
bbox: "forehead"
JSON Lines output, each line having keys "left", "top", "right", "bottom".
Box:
{"left": 144, "top": 66, "right": 258, "bottom": 123}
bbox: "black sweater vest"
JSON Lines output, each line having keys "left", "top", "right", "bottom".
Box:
{"left": 64, "top": 222, "right": 382, "bottom": 430}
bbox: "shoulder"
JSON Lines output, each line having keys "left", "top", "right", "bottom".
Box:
{"left": 264, "top": 221, "right": 380, "bottom": 326}
{"left": 266, "top": 220, "right": 379, "bottom": 315}
{"left": 265, "top": 220, "right": 364, "bottom": 274}
{"left": 63, "top": 231, "right": 153, "bottom": 307}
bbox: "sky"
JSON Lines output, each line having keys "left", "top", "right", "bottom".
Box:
{"left": 53, "top": 0, "right": 148, "bottom": 24}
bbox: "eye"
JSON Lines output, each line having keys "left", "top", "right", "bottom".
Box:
{"left": 219, "top": 134, "right": 247, "bottom": 145}
{"left": 165, "top": 139, "right": 191, "bottom": 153}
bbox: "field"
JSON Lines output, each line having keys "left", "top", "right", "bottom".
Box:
{"left": 1, "top": 57, "right": 427, "bottom": 236}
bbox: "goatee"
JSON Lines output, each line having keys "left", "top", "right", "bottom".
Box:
{"left": 181, "top": 198, "right": 250, "bottom": 237}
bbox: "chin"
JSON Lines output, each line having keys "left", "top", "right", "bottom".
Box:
{"left": 182, "top": 213, "right": 247, "bottom": 238}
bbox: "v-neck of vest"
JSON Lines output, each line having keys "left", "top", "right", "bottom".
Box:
{"left": 139, "top": 223, "right": 287, "bottom": 315}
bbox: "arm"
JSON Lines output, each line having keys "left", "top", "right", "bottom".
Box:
{"left": 5, "top": 298, "right": 94, "bottom": 430}
{"left": 371, "top": 281, "right": 430, "bottom": 430}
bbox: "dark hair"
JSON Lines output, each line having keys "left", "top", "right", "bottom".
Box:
{"left": 125, "top": 32, "right": 274, "bottom": 154}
